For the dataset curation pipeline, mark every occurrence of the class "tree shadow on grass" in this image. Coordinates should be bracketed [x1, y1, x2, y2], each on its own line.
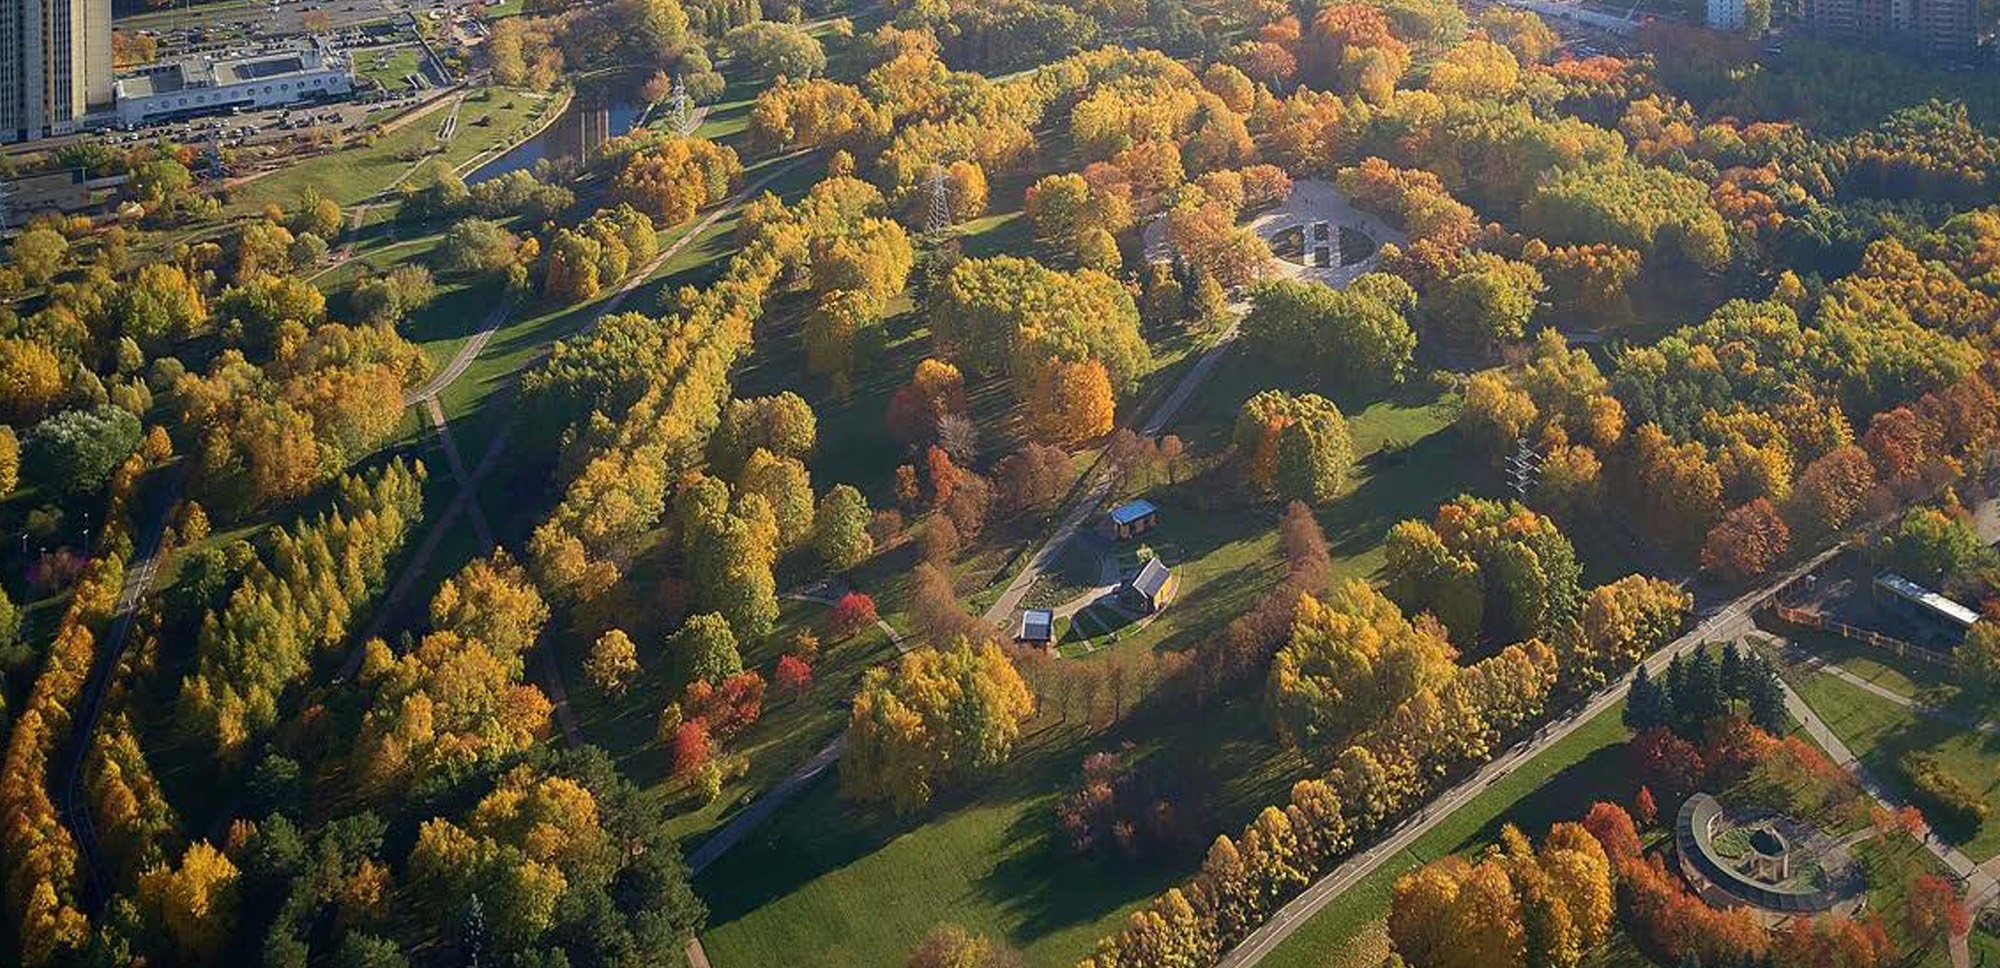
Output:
[976, 781, 1194, 945]
[1316, 425, 1485, 570]
[402, 276, 505, 345]
[1457, 743, 1634, 851]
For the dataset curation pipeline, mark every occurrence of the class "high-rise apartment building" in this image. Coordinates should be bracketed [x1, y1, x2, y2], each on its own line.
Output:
[1806, 0, 1981, 61]
[1708, 0, 1747, 32]
[1, 0, 114, 143]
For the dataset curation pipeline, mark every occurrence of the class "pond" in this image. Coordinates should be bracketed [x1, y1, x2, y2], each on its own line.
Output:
[468, 83, 649, 184]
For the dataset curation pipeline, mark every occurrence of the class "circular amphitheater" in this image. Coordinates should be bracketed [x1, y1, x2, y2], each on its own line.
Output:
[1675, 793, 1867, 920]
[1140, 178, 1409, 290]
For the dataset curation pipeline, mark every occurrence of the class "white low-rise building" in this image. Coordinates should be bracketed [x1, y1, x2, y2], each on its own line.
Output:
[112, 42, 352, 127]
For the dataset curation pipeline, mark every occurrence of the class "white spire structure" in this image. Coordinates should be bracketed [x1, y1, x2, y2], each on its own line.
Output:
[1506, 436, 1543, 499]
[666, 74, 697, 137]
[924, 165, 953, 236]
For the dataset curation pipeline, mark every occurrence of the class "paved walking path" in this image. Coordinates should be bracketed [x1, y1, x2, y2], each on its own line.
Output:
[680, 588, 910, 875]
[1778, 673, 1987, 967]
[55, 463, 191, 908]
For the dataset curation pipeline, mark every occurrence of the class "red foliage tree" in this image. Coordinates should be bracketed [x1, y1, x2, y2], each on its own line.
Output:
[926, 445, 961, 508]
[1904, 874, 1972, 948]
[775, 654, 813, 700]
[684, 671, 766, 740]
[828, 591, 879, 640]
[1701, 498, 1791, 584]
[671, 720, 713, 779]
[1777, 915, 1895, 968]
[1583, 801, 1642, 861]
[1631, 727, 1706, 805]
[1618, 852, 1769, 964]
[1632, 786, 1658, 829]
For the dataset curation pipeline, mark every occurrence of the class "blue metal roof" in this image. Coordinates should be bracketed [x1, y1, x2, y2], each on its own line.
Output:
[1109, 499, 1159, 526]
[1018, 609, 1055, 640]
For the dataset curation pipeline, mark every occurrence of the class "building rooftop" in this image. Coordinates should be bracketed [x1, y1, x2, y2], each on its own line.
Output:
[1130, 558, 1172, 599]
[115, 43, 346, 101]
[1876, 572, 1980, 629]
[1109, 499, 1158, 527]
[1017, 609, 1054, 642]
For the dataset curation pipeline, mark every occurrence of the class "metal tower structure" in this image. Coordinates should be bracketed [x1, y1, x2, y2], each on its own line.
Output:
[924, 165, 953, 236]
[1505, 436, 1543, 499]
[665, 74, 697, 138]
[0, 180, 14, 232]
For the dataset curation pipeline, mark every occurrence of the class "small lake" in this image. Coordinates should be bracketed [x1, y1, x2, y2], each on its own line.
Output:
[469, 85, 648, 184]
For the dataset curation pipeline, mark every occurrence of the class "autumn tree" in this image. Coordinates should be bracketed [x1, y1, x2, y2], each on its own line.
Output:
[887, 358, 970, 448]
[1702, 498, 1792, 584]
[611, 136, 743, 226]
[828, 592, 879, 640]
[775, 654, 814, 700]
[1388, 823, 1611, 968]
[930, 256, 1150, 393]
[1268, 581, 1458, 750]
[1233, 391, 1354, 503]
[1384, 496, 1583, 647]
[1570, 576, 1690, 690]
[1026, 357, 1116, 447]
[843, 637, 1036, 813]
[138, 841, 241, 964]
[908, 923, 1025, 968]
[586, 629, 641, 696]
[713, 392, 817, 477]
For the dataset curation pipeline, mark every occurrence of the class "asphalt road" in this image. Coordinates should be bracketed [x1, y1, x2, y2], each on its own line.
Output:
[54, 462, 192, 910]
[1215, 541, 1848, 967]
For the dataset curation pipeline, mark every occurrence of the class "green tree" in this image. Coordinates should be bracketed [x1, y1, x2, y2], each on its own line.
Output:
[726, 21, 826, 80]
[1275, 408, 1355, 505]
[24, 405, 143, 496]
[669, 612, 742, 686]
[1242, 277, 1417, 386]
[813, 484, 874, 572]
[1877, 507, 1996, 591]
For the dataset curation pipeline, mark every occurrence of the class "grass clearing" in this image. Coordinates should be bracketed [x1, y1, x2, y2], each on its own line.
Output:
[226, 87, 555, 214]
[697, 693, 1308, 968]
[1793, 670, 2000, 860]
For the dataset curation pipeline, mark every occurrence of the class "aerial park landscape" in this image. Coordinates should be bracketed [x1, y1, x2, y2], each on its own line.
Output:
[5, 0, 2000, 963]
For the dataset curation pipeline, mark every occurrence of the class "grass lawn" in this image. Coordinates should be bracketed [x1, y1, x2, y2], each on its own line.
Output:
[1855, 832, 1967, 968]
[697, 692, 1309, 968]
[1793, 670, 2000, 860]
[354, 46, 425, 94]
[1257, 699, 1634, 968]
[226, 87, 554, 215]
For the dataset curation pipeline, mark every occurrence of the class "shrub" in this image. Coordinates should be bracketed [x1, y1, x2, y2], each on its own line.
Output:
[1898, 751, 1988, 834]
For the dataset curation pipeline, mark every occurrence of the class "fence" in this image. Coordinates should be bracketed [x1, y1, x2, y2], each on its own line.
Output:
[1764, 601, 1955, 669]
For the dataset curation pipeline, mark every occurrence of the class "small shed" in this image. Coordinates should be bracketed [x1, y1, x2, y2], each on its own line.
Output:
[1103, 499, 1160, 541]
[1125, 558, 1178, 613]
[1016, 608, 1055, 646]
